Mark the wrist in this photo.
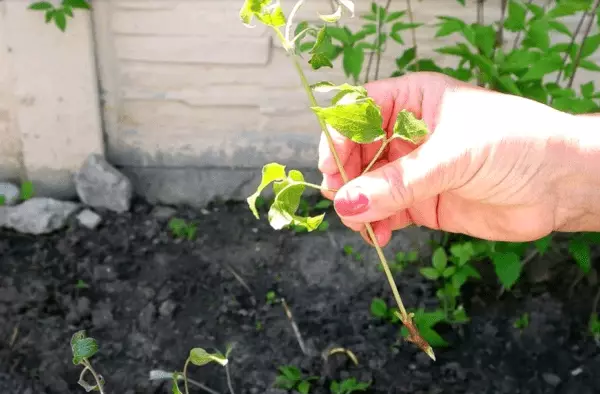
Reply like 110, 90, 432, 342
553, 113, 600, 233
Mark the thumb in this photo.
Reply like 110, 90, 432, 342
333, 144, 451, 225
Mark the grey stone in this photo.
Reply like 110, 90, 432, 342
74, 154, 132, 213
158, 299, 177, 318
151, 205, 177, 220
77, 209, 102, 229
0, 198, 79, 234
542, 373, 561, 387
139, 303, 156, 330
0, 182, 20, 205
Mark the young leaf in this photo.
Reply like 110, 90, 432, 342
308, 28, 334, 69
343, 45, 365, 82
504, 0, 527, 32
491, 252, 522, 289
53, 10, 67, 31
473, 24, 496, 58
432, 247, 448, 272
370, 298, 388, 318
337, 0, 355, 17
548, 1, 590, 18
581, 81, 595, 98
257, 4, 286, 27
391, 109, 429, 144
569, 238, 591, 274
29, 1, 54, 10
247, 163, 286, 218
396, 46, 417, 69
239, 0, 271, 27
189, 348, 228, 367
523, 20, 550, 51
520, 54, 563, 81
420, 267, 440, 280
279, 366, 301, 382
297, 380, 310, 394
581, 34, 600, 59
171, 373, 183, 394
533, 235, 552, 255
311, 99, 385, 144
319, 5, 342, 23
71, 334, 99, 364
63, 0, 91, 9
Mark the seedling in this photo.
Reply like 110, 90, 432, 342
513, 313, 530, 330
330, 378, 371, 394
168, 218, 197, 240
70, 330, 105, 393
28, 0, 91, 32
241, 0, 434, 359
274, 365, 318, 394
343, 245, 363, 261
75, 279, 89, 289
370, 297, 400, 324
266, 290, 278, 304
383, 250, 419, 273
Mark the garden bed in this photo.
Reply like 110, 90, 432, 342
0, 198, 599, 394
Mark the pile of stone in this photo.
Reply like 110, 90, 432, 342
0, 154, 132, 234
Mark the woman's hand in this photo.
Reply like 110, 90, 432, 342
318, 72, 600, 246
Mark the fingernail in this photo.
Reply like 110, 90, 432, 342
334, 187, 370, 216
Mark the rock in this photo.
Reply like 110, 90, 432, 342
74, 154, 132, 213
0, 198, 79, 234
139, 303, 156, 330
542, 373, 561, 387
151, 206, 177, 221
159, 300, 177, 318
0, 182, 20, 205
77, 209, 102, 229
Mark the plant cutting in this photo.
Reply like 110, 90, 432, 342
241, 0, 435, 360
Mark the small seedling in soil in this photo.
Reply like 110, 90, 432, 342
241, 0, 435, 360
379, 250, 419, 273
370, 297, 400, 324
343, 245, 362, 261
330, 377, 371, 394
70, 330, 105, 393
266, 290, 278, 305
513, 313, 530, 330
75, 279, 89, 289
168, 217, 197, 240
274, 365, 318, 394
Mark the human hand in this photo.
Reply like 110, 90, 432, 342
319, 72, 599, 246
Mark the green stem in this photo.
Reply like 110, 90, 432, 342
363, 137, 390, 175
225, 364, 236, 394
183, 357, 192, 394
277, 26, 416, 348
81, 360, 105, 394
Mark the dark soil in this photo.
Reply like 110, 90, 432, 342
0, 199, 599, 394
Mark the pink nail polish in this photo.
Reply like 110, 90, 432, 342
334, 188, 370, 216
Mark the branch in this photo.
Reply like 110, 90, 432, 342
567, 0, 600, 89
555, 7, 587, 84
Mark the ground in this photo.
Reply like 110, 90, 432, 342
0, 198, 599, 394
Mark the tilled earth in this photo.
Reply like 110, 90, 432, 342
0, 199, 599, 394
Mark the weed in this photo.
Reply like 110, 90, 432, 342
168, 218, 197, 241
330, 377, 371, 394
513, 313, 530, 330
274, 365, 318, 394
343, 245, 363, 261
370, 297, 400, 324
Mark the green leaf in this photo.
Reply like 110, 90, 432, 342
534, 235, 552, 255
63, 5, 73, 17
268, 170, 325, 231
279, 366, 301, 382
19, 181, 34, 200
520, 54, 563, 81
432, 247, 448, 271
297, 380, 310, 394
172, 374, 183, 394
326, 26, 353, 45
257, 5, 286, 27
548, 21, 572, 37
45, 10, 54, 23
491, 252, 522, 289
579, 59, 600, 71
452, 264, 481, 289
442, 266, 457, 278
569, 238, 591, 274
29, 1, 54, 10
386, 11, 406, 22
420, 267, 440, 280
435, 17, 465, 37
53, 10, 67, 31
311, 100, 385, 144
395, 46, 417, 70
308, 28, 334, 70
523, 19, 550, 51
71, 331, 99, 364
247, 163, 286, 219
63, 0, 90, 9
581, 34, 600, 58
189, 348, 228, 367
392, 109, 429, 144
473, 24, 496, 58
548, 0, 590, 18
581, 81, 595, 98
239, 0, 271, 27
370, 298, 388, 318
504, 0, 527, 32
342, 45, 365, 82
